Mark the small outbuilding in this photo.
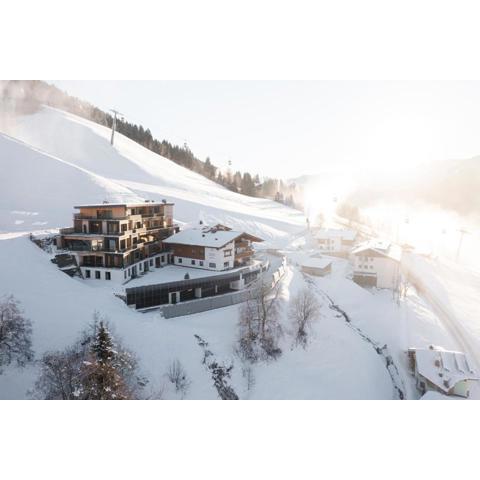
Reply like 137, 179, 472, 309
301, 257, 332, 277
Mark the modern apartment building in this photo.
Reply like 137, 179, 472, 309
56, 201, 179, 282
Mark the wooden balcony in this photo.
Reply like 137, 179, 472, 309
235, 248, 254, 259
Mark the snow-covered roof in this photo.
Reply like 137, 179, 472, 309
411, 346, 479, 394
74, 201, 173, 208
163, 226, 263, 248
313, 228, 357, 241
352, 240, 402, 262
301, 257, 332, 270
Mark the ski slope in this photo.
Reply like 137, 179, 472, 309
0, 106, 305, 244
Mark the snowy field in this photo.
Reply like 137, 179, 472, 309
0, 106, 476, 399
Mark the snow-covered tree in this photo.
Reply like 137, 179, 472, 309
166, 359, 191, 398
33, 315, 145, 400
0, 295, 33, 372
237, 281, 282, 362
289, 288, 321, 348
82, 321, 131, 400
33, 346, 85, 399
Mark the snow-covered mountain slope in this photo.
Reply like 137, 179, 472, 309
0, 106, 305, 244
0, 134, 142, 232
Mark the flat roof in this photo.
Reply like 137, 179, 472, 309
125, 261, 262, 289
74, 201, 174, 208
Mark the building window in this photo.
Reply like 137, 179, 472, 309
191, 259, 196, 265
199, 261, 204, 266
105, 272, 111, 280
139, 263, 142, 270
224, 249, 232, 257
95, 271, 101, 279
161, 255, 165, 262
124, 271, 127, 279
209, 262, 216, 268
224, 261, 229, 268
128, 268, 131, 276
85, 269, 91, 278
178, 258, 182, 264
150, 259, 153, 267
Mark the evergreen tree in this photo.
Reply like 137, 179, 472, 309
82, 321, 131, 400
241, 172, 256, 196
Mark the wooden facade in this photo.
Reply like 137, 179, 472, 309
57, 202, 178, 281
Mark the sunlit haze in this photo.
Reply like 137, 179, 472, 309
52, 81, 480, 179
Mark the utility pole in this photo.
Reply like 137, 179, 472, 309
455, 228, 469, 262
110, 109, 123, 146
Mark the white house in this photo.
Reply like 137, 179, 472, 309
163, 224, 263, 271
408, 345, 479, 398
313, 228, 357, 257
351, 240, 401, 289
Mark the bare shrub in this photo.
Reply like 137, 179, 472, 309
167, 359, 191, 398
242, 364, 255, 391
237, 281, 282, 362
289, 287, 321, 348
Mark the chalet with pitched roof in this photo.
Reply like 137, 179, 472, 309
351, 240, 402, 289
163, 224, 263, 271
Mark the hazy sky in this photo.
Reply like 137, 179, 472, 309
53, 81, 480, 178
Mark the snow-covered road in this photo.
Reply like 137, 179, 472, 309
403, 254, 480, 370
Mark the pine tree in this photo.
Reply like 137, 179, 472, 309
82, 321, 130, 400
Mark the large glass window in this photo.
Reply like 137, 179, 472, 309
89, 221, 102, 234
97, 209, 113, 219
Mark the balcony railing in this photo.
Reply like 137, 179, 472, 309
80, 260, 104, 267
235, 248, 254, 259
65, 244, 104, 252
74, 213, 129, 221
